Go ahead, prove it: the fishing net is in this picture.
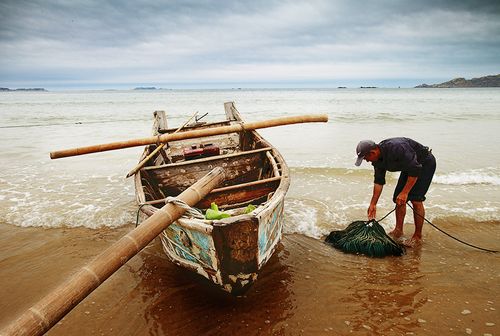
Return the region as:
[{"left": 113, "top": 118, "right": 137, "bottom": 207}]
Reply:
[{"left": 325, "top": 220, "right": 405, "bottom": 257}]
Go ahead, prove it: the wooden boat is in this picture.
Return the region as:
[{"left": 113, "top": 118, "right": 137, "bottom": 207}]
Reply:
[{"left": 134, "top": 102, "right": 290, "bottom": 294}]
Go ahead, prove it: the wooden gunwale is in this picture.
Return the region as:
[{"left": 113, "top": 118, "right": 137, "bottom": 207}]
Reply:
[
  {"left": 266, "top": 151, "right": 280, "bottom": 177},
  {"left": 159, "top": 120, "right": 232, "bottom": 133}
]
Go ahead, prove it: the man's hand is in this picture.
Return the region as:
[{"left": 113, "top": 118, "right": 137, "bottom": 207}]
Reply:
[
  {"left": 368, "top": 184, "right": 383, "bottom": 220},
  {"left": 368, "top": 204, "right": 377, "bottom": 220},
  {"left": 397, "top": 176, "right": 417, "bottom": 205},
  {"left": 396, "top": 192, "right": 408, "bottom": 205}
]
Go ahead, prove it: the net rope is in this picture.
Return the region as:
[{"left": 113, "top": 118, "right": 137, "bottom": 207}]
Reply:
[{"left": 135, "top": 196, "right": 204, "bottom": 227}]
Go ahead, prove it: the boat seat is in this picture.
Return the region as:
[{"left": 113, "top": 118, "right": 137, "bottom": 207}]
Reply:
[
  {"left": 143, "top": 146, "right": 272, "bottom": 170},
  {"left": 142, "top": 147, "right": 275, "bottom": 194},
  {"left": 195, "top": 176, "right": 282, "bottom": 209},
  {"left": 142, "top": 176, "right": 282, "bottom": 210}
]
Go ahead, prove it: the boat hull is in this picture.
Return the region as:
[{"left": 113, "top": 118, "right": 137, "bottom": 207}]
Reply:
[{"left": 134, "top": 102, "right": 290, "bottom": 294}]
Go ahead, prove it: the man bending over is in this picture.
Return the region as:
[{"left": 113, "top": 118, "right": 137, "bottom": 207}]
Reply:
[{"left": 355, "top": 137, "right": 436, "bottom": 246}]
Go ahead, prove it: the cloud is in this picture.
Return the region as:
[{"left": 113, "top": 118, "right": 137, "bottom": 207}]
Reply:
[{"left": 1, "top": 0, "right": 499, "bottom": 88}]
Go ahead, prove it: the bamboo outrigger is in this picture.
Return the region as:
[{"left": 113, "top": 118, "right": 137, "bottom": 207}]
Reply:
[
  {"left": 134, "top": 102, "right": 294, "bottom": 293},
  {"left": 1, "top": 168, "right": 225, "bottom": 336}
]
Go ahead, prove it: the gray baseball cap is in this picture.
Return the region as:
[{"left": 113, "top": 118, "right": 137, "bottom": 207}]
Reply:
[{"left": 355, "top": 140, "right": 376, "bottom": 166}]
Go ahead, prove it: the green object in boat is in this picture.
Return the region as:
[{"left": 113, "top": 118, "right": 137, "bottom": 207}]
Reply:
[
  {"left": 244, "top": 204, "right": 256, "bottom": 214},
  {"left": 205, "top": 202, "right": 231, "bottom": 220}
]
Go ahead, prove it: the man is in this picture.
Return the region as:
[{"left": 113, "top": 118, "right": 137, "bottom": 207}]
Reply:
[{"left": 355, "top": 137, "right": 436, "bottom": 246}]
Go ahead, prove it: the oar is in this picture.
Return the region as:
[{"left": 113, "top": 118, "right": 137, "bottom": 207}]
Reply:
[
  {"left": 50, "top": 114, "right": 329, "bottom": 159},
  {"left": 0, "top": 167, "right": 225, "bottom": 336},
  {"left": 125, "top": 111, "right": 198, "bottom": 178}
]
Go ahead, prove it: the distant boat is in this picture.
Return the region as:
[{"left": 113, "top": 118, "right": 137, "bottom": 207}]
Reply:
[{"left": 134, "top": 102, "right": 290, "bottom": 294}]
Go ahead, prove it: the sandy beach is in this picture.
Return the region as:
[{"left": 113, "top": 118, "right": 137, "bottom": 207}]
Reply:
[{"left": 0, "top": 217, "right": 498, "bottom": 335}]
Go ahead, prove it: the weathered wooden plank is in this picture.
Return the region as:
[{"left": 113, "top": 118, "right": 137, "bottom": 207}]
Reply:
[
  {"left": 153, "top": 110, "right": 168, "bottom": 133},
  {"left": 159, "top": 169, "right": 262, "bottom": 197},
  {"left": 195, "top": 178, "right": 280, "bottom": 208},
  {"left": 224, "top": 102, "right": 242, "bottom": 121},
  {"left": 142, "top": 177, "right": 280, "bottom": 209},
  {"left": 147, "top": 147, "right": 271, "bottom": 170},
  {"left": 266, "top": 151, "right": 280, "bottom": 177},
  {"left": 212, "top": 216, "right": 259, "bottom": 293},
  {"left": 146, "top": 149, "right": 272, "bottom": 195}
]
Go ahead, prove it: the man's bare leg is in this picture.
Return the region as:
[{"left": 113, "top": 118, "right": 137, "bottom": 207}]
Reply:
[
  {"left": 404, "top": 200, "right": 424, "bottom": 247},
  {"left": 389, "top": 203, "right": 406, "bottom": 239}
]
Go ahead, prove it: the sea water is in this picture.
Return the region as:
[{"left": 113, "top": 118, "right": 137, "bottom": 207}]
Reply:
[
  {"left": 1, "top": 89, "right": 499, "bottom": 336},
  {"left": 0, "top": 88, "right": 499, "bottom": 235}
]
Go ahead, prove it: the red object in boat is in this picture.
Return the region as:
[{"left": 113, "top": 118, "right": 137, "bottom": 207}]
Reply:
[{"left": 183, "top": 143, "right": 220, "bottom": 160}]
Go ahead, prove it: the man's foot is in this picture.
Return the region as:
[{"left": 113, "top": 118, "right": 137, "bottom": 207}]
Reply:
[
  {"left": 389, "top": 229, "right": 403, "bottom": 239},
  {"left": 402, "top": 236, "right": 422, "bottom": 247}
]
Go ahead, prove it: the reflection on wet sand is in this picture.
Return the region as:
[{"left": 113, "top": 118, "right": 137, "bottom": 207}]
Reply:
[
  {"left": 137, "top": 242, "right": 294, "bottom": 335},
  {"left": 1, "top": 223, "right": 498, "bottom": 336},
  {"left": 345, "top": 248, "right": 426, "bottom": 334}
]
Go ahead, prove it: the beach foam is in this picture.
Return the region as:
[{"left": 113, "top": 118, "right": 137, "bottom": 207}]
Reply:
[
  {"left": 434, "top": 169, "right": 500, "bottom": 186},
  {"left": 0, "top": 162, "right": 135, "bottom": 229}
]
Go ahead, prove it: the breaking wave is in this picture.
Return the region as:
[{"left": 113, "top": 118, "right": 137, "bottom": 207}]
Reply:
[
  {"left": 434, "top": 169, "right": 500, "bottom": 186},
  {"left": 292, "top": 167, "right": 500, "bottom": 186}
]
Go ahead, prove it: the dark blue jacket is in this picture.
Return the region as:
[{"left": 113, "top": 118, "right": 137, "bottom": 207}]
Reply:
[{"left": 372, "top": 137, "right": 430, "bottom": 185}]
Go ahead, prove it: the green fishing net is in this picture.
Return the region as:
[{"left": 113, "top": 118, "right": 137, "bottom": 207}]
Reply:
[{"left": 325, "top": 220, "right": 405, "bottom": 257}]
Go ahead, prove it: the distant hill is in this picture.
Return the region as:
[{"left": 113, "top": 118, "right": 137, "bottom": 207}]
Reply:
[
  {"left": 415, "top": 74, "right": 500, "bottom": 88},
  {"left": 0, "top": 87, "right": 47, "bottom": 91}
]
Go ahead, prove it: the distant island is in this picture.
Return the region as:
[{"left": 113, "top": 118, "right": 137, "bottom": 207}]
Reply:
[
  {"left": 0, "top": 87, "right": 47, "bottom": 92},
  {"left": 415, "top": 74, "right": 500, "bottom": 88},
  {"left": 134, "top": 87, "right": 157, "bottom": 90}
]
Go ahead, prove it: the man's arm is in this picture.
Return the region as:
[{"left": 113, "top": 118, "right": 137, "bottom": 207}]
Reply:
[
  {"left": 395, "top": 176, "right": 418, "bottom": 205},
  {"left": 368, "top": 183, "right": 384, "bottom": 219}
]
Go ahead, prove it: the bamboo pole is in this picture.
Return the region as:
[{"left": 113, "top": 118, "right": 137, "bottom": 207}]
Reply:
[
  {"left": 0, "top": 167, "right": 225, "bottom": 336},
  {"left": 125, "top": 111, "right": 198, "bottom": 178},
  {"left": 50, "top": 114, "right": 328, "bottom": 159}
]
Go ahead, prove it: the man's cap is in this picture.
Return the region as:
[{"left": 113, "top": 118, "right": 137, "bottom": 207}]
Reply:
[{"left": 355, "top": 140, "right": 376, "bottom": 166}]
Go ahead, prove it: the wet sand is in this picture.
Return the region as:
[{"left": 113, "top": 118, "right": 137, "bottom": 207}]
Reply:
[{"left": 0, "top": 219, "right": 498, "bottom": 336}]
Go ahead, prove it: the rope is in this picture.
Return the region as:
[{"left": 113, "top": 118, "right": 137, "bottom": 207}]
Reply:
[
  {"left": 377, "top": 204, "right": 498, "bottom": 253},
  {"left": 135, "top": 204, "right": 147, "bottom": 227},
  {"left": 377, "top": 207, "right": 396, "bottom": 222},
  {"left": 162, "top": 196, "right": 205, "bottom": 219},
  {"left": 406, "top": 202, "right": 498, "bottom": 253},
  {"left": 135, "top": 196, "right": 204, "bottom": 227}
]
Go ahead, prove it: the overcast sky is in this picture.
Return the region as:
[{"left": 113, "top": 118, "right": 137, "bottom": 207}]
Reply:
[{"left": 1, "top": 0, "right": 499, "bottom": 89}]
